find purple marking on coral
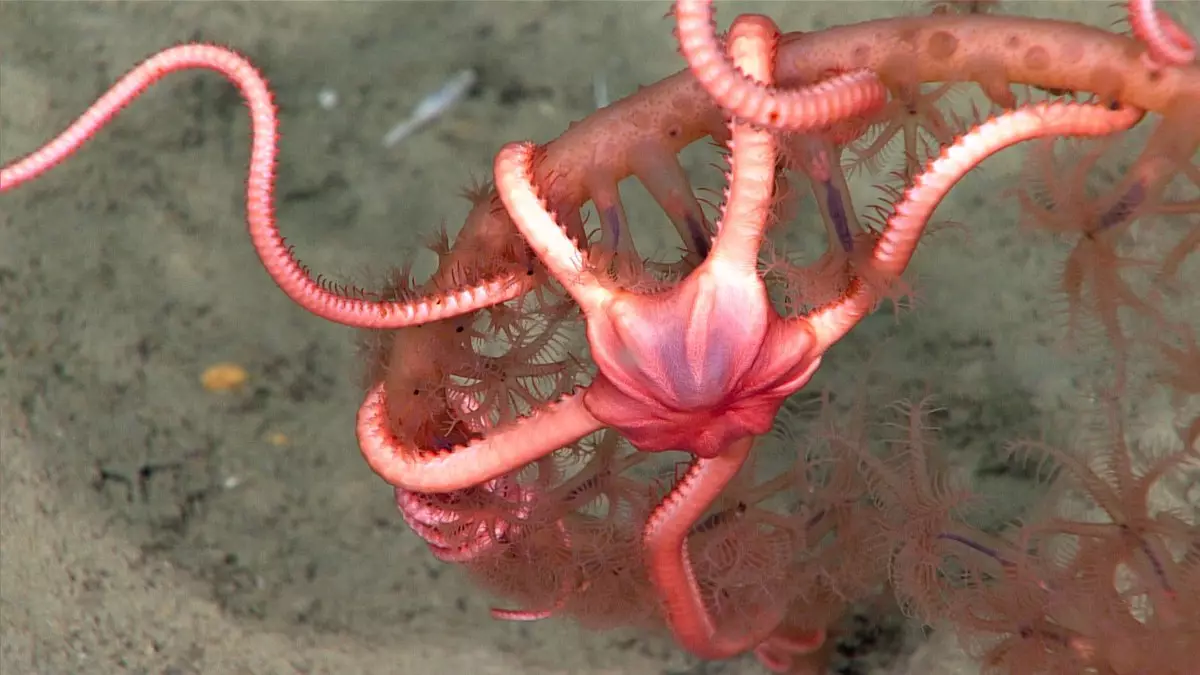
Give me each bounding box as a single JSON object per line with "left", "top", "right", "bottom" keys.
{"left": 1136, "top": 534, "right": 1174, "bottom": 593}
{"left": 823, "top": 181, "right": 853, "bottom": 252}
{"left": 685, "top": 212, "right": 710, "bottom": 258}
{"left": 1098, "top": 180, "right": 1145, "bottom": 231}
{"left": 602, "top": 204, "right": 622, "bottom": 248}
{"left": 937, "top": 532, "right": 1014, "bottom": 567}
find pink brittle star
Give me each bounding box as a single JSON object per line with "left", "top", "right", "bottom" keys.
{"left": 0, "top": 1, "right": 1155, "bottom": 669}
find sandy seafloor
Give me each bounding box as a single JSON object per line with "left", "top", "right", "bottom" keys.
{"left": 2, "top": 2, "right": 1197, "bottom": 674}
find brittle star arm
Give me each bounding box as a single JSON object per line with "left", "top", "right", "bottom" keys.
{"left": 639, "top": 15, "right": 816, "bottom": 662}
{"left": 492, "top": 145, "right": 616, "bottom": 317}
{"left": 0, "top": 43, "right": 532, "bottom": 330}
{"left": 356, "top": 382, "right": 604, "bottom": 493}
{"left": 793, "top": 101, "right": 1145, "bottom": 355}
{"left": 643, "top": 437, "right": 794, "bottom": 659}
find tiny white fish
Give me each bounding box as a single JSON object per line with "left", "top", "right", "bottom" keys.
{"left": 593, "top": 70, "right": 609, "bottom": 109}
{"left": 317, "top": 87, "right": 339, "bottom": 110}
{"left": 383, "top": 68, "right": 477, "bottom": 147}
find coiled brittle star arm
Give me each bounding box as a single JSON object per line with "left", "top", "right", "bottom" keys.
{"left": 673, "top": 0, "right": 888, "bottom": 131}
{"left": 1128, "top": 0, "right": 1197, "bottom": 69}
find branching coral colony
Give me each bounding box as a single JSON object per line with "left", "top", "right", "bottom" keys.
{"left": 2, "top": 0, "right": 1198, "bottom": 673}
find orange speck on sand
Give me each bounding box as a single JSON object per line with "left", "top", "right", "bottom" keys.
{"left": 201, "top": 362, "right": 248, "bottom": 392}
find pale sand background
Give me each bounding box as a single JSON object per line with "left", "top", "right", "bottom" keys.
{"left": 2, "top": 2, "right": 1196, "bottom": 675}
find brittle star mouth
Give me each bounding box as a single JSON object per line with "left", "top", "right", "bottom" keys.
{"left": 574, "top": 260, "right": 827, "bottom": 458}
